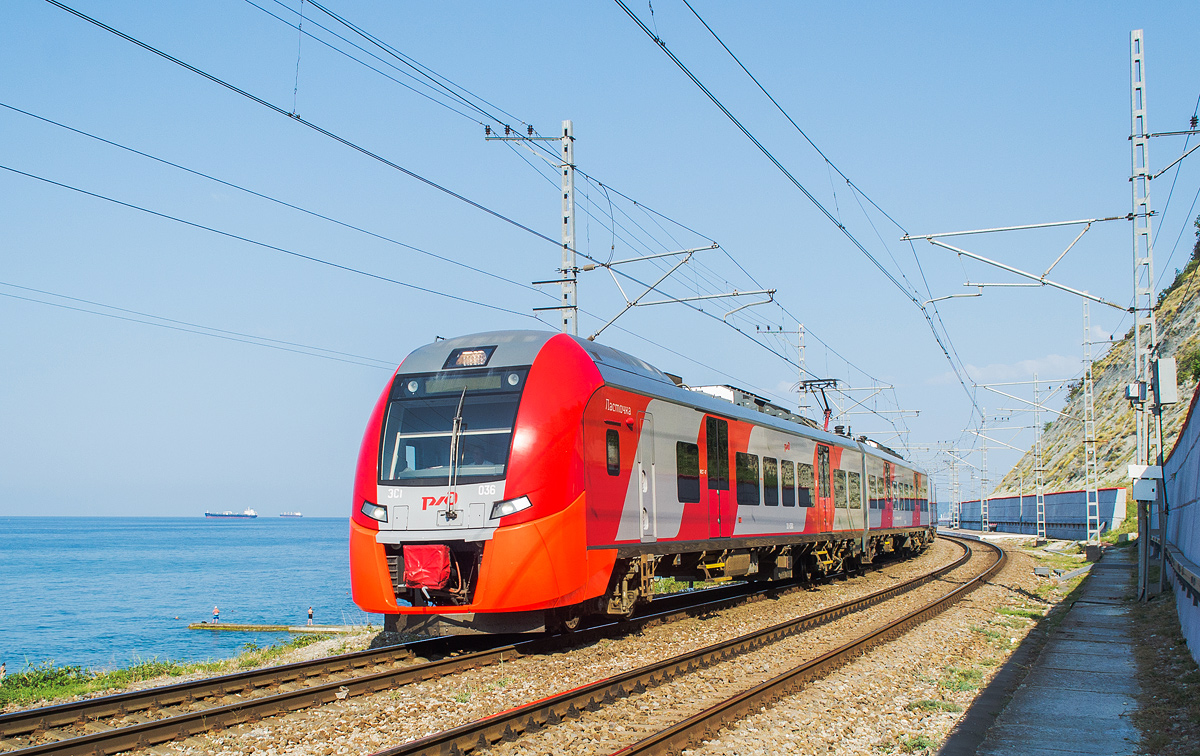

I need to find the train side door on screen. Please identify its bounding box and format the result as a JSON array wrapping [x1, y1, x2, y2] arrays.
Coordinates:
[[882, 461, 894, 528], [638, 412, 656, 543], [705, 416, 731, 538], [817, 444, 832, 532]]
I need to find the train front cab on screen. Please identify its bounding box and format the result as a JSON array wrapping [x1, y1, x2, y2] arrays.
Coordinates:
[[349, 332, 619, 633]]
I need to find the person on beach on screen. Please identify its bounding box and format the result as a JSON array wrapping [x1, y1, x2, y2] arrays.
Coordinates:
[[213, 606, 219, 624], [307, 606, 313, 625]]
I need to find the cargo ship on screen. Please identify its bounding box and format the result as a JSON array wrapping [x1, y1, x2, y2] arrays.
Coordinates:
[[204, 508, 258, 519], [279, 512, 303, 518]]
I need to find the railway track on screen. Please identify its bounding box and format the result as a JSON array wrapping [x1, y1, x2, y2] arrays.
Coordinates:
[[371, 535, 999, 756], [0, 546, 931, 756]]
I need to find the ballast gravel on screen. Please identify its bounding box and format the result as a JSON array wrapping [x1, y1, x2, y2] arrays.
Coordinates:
[[155, 539, 1053, 756]]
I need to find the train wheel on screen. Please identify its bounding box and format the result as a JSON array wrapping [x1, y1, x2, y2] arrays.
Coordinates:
[[545, 604, 583, 634]]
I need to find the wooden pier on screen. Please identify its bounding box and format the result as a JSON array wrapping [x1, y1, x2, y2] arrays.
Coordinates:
[[187, 622, 373, 634]]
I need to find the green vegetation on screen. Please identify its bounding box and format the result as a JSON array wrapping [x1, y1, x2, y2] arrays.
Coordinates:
[[898, 734, 938, 753], [940, 666, 984, 692], [652, 576, 718, 594], [0, 633, 334, 708], [1103, 505, 1138, 545], [905, 699, 962, 713], [996, 606, 1043, 620]]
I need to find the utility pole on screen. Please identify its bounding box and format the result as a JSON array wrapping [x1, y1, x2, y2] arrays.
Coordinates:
[[1034, 375, 1046, 543], [560, 120, 577, 335], [981, 410, 989, 533], [1084, 300, 1101, 543], [948, 453, 961, 529], [486, 120, 577, 335], [798, 324, 806, 413], [1129, 30, 1160, 600]]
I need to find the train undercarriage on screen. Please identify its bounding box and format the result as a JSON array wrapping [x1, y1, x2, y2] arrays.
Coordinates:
[[381, 527, 936, 635]]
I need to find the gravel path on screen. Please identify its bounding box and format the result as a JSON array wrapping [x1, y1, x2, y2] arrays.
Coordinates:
[[156, 541, 965, 756]]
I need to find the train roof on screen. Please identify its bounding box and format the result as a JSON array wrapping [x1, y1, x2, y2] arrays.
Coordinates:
[[396, 330, 918, 470]]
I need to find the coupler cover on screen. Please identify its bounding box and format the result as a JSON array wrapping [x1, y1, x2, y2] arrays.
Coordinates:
[[403, 544, 451, 589]]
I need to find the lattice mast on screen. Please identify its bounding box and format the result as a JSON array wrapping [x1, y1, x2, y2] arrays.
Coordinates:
[[1034, 375, 1046, 542], [1084, 300, 1101, 542], [949, 454, 961, 529], [1130, 31, 1161, 599], [560, 121, 578, 335], [980, 412, 989, 533]]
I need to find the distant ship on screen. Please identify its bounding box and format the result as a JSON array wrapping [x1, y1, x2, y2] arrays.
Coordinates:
[[204, 508, 258, 519], [279, 512, 303, 518]]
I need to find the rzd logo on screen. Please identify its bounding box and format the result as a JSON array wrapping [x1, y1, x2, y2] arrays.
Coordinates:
[[421, 492, 459, 510]]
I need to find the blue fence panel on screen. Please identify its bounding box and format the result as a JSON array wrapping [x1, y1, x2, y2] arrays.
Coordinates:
[[1163, 392, 1200, 668], [956, 488, 1127, 540]]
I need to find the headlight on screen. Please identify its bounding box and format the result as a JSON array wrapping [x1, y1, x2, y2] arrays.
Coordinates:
[[490, 495, 532, 520], [360, 501, 388, 523]]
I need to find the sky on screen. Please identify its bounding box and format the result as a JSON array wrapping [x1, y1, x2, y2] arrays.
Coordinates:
[[2, 1, 1199, 517]]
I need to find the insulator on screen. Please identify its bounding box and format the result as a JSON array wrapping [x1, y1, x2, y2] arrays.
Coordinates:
[[1192, 115, 1199, 129], [484, 125, 491, 135], [528, 125, 534, 136], [505, 125, 511, 135]]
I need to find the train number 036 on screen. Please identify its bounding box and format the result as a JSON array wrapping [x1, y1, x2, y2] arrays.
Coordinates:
[[478, 484, 497, 496]]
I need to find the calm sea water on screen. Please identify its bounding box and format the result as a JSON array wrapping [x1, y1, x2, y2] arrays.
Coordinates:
[[0, 517, 378, 672]]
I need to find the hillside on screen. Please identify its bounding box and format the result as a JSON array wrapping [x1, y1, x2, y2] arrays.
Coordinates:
[[993, 221, 1200, 495]]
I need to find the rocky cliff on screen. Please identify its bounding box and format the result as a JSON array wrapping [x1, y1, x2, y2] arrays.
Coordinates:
[[993, 223, 1200, 495]]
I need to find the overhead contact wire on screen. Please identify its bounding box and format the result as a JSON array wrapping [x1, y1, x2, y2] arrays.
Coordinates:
[[0, 163, 537, 321], [46, 0, 565, 252]]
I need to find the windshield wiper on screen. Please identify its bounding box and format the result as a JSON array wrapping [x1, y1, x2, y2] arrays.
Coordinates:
[[446, 388, 467, 517]]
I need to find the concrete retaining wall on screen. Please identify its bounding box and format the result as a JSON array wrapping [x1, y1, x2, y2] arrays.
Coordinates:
[[1162, 390, 1200, 668], [956, 488, 1127, 540]]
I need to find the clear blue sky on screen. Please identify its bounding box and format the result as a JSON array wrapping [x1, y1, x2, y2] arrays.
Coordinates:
[[2, 1, 1198, 516]]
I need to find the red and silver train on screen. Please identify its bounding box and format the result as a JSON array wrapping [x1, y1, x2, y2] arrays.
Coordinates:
[[349, 330, 935, 633]]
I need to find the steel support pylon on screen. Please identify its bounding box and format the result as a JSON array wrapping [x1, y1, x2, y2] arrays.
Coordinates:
[[560, 120, 578, 335], [1084, 300, 1101, 543], [1130, 30, 1160, 600], [1034, 376, 1046, 542], [980, 416, 989, 533]]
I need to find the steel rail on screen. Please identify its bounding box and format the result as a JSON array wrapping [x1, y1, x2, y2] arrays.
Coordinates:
[[611, 537, 1006, 756], [0, 548, 909, 756], [370, 537, 972, 756]]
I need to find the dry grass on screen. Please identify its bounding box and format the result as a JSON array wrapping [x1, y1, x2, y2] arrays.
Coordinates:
[[1131, 591, 1200, 756]]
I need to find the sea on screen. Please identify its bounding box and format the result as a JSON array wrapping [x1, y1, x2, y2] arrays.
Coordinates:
[[0, 517, 378, 673]]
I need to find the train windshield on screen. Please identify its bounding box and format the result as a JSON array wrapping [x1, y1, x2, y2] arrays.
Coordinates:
[[378, 368, 528, 486]]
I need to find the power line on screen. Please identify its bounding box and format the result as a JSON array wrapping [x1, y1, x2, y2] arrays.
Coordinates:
[[0, 101, 544, 297], [45, 0, 565, 251], [614, 0, 981, 421], [243, 0, 486, 124], [0, 162, 540, 322], [44, 0, 907, 424], [0, 282, 394, 369]]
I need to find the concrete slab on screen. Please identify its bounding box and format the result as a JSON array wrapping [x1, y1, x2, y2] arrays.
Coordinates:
[[976, 720, 1140, 755], [1022, 668, 1140, 695], [962, 547, 1143, 756], [1002, 688, 1136, 720], [1052, 625, 1129, 641], [1038, 648, 1136, 673], [1048, 638, 1134, 655]]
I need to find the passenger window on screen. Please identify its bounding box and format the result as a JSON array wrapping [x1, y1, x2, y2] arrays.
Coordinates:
[[736, 452, 760, 506], [606, 429, 620, 476], [868, 474, 877, 509], [781, 459, 796, 507], [763, 457, 779, 506], [834, 469, 847, 508], [849, 471, 862, 509], [676, 442, 701, 503], [797, 462, 815, 507]]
